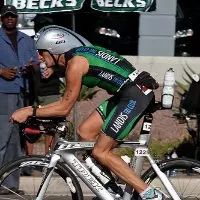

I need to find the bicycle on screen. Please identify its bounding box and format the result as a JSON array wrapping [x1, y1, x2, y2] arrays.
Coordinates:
[[0, 100, 200, 199]]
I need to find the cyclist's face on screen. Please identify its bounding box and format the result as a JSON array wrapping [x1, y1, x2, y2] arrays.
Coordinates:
[[38, 50, 54, 67]]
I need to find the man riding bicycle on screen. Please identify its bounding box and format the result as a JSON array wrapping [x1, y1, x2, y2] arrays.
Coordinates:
[[10, 25, 163, 200]]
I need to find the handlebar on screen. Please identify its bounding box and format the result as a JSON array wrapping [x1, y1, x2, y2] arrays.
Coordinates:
[[21, 116, 68, 137]]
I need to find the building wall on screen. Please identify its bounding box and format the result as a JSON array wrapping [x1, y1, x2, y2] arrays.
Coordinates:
[[124, 56, 200, 84], [138, 0, 177, 56]]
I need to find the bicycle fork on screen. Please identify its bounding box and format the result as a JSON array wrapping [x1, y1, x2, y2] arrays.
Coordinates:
[[146, 154, 181, 200], [36, 154, 61, 200]]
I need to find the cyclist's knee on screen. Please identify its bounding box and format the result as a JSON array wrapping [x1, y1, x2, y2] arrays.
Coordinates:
[[77, 126, 98, 141], [77, 127, 90, 141]]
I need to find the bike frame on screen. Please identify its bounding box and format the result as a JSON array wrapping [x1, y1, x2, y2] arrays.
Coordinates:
[[35, 113, 181, 200]]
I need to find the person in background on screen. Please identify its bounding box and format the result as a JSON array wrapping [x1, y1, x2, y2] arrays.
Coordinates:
[[0, 5, 39, 194]]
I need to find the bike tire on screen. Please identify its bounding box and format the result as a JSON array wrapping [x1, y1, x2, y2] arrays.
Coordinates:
[[141, 158, 200, 199], [0, 155, 84, 200]]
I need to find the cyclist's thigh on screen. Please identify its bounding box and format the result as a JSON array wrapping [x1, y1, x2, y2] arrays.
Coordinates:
[[101, 84, 154, 140], [78, 110, 104, 139]]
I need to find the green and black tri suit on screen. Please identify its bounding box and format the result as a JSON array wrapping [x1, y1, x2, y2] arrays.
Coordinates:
[[65, 46, 154, 140]]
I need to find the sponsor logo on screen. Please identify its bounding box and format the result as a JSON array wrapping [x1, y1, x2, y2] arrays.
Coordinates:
[[113, 77, 125, 86], [95, 0, 147, 8], [110, 100, 136, 133], [55, 40, 66, 44], [51, 33, 64, 39], [96, 51, 120, 64], [13, 0, 77, 9], [99, 105, 104, 112], [20, 161, 48, 167], [99, 71, 114, 80], [75, 47, 97, 54], [72, 159, 103, 192]]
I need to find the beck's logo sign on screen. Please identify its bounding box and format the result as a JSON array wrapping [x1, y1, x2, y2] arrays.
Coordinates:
[[95, 0, 147, 8], [6, 0, 155, 13]]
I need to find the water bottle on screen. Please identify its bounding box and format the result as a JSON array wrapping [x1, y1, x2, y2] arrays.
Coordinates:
[[162, 68, 175, 109], [165, 153, 171, 177], [83, 154, 123, 197], [170, 150, 178, 176], [40, 62, 46, 79]]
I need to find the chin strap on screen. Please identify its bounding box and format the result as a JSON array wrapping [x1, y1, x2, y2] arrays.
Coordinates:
[[49, 53, 61, 66]]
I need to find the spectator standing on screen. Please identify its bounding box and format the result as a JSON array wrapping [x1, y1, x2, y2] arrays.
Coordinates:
[[0, 5, 38, 194]]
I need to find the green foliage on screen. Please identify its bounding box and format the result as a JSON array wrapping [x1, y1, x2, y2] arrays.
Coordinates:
[[59, 78, 66, 95], [176, 63, 196, 93], [115, 147, 134, 158], [149, 140, 180, 159], [59, 79, 99, 101], [175, 64, 198, 114], [175, 81, 189, 93], [115, 140, 181, 159], [64, 120, 75, 141], [78, 85, 100, 101]]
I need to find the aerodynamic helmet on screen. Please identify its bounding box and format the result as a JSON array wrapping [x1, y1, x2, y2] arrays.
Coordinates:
[[34, 25, 92, 54]]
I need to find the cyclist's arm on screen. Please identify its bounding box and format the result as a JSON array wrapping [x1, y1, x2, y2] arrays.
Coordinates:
[[32, 56, 89, 117]]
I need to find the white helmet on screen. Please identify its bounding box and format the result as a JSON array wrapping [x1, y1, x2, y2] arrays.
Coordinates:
[[34, 25, 92, 54]]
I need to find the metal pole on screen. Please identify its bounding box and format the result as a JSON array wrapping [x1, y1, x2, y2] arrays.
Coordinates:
[[71, 12, 78, 141]]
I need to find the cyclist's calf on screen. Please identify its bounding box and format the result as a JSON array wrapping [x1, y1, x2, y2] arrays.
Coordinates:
[[91, 147, 109, 167], [91, 136, 118, 167]]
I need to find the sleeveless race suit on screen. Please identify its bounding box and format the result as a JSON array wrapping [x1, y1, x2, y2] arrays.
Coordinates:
[[65, 46, 154, 140]]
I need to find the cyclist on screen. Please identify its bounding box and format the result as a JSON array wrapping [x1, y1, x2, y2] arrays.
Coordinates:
[[10, 25, 163, 200]]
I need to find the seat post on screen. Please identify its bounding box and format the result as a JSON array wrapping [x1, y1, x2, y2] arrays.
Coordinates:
[[132, 113, 153, 176]]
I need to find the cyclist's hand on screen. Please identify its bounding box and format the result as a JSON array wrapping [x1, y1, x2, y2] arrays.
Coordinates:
[[0, 68, 17, 79], [10, 107, 32, 123], [135, 71, 159, 89]]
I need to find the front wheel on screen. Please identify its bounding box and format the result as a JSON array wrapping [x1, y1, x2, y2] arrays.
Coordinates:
[[141, 158, 200, 199], [0, 155, 83, 200]]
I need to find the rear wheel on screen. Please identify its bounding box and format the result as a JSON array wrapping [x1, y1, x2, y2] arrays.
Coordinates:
[[0, 155, 83, 200], [141, 158, 200, 199]]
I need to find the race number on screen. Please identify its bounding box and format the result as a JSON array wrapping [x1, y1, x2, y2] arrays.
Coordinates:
[[142, 122, 151, 131], [135, 147, 148, 156]]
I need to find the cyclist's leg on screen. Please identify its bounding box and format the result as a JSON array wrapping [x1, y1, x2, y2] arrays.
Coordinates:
[[92, 84, 164, 199], [92, 133, 148, 193], [78, 110, 103, 141], [78, 95, 121, 141]]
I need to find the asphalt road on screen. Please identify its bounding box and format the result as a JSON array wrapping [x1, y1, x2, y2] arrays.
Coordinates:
[[0, 196, 94, 200]]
